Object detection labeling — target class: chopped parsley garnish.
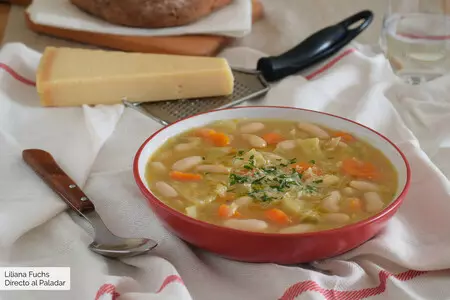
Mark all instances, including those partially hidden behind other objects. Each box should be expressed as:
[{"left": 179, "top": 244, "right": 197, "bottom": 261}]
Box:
[
  {"left": 229, "top": 173, "right": 249, "bottom": 185},
  {"left": 227, "top": 151, "right": 323, "bottom": 202},
  {"left": 305, "top": 185, "right": 317, "bottom": 193},
  {"left": 252, "top": 176, "right": 266, "bottom": 184},
  {"left": 263, "top": 166, "right": 277, "bottom": 173},
  {"left": 309, "top": 160, "right": 316, "bottom": 164},
  {"left": 243, "top": 154, "right": 256, "bottom": 170},
  {"left": 261, "top": 193, "right": 273, "bottom": 202},
  {"left": 228, "top": 150, "right": 322, "bottom": 203}
]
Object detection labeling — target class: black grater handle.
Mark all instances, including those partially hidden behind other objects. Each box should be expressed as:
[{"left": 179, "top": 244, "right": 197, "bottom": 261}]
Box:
[{"left": 256, "top": 10, "right": 373, "bottom": 82}]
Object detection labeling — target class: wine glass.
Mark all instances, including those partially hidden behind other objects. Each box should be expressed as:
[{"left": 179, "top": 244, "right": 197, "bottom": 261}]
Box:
[{"left": 380, "top": 0, "right": 450, "bottom": 84}]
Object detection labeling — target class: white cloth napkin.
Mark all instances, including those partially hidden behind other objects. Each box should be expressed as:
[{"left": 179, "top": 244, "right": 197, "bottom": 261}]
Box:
[
  {"left": 26, "top": 0, "right": 252, "bottom": 38},
  {"left": 1, "top": 41, "right": 450, "bottom": 300}
]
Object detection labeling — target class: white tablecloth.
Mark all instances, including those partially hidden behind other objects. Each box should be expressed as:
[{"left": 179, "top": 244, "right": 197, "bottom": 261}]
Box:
[{"left": 1, "top": 40, "right": 450, "bottom": 300}]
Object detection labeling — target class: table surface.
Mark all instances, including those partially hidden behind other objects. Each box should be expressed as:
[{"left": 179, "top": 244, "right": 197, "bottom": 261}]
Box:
[
  {"left": 0, "top": 4, "right": 10, "bottom": 43},
  {"left": 0, "top": 1, "right": 390, "bottom": 55}
]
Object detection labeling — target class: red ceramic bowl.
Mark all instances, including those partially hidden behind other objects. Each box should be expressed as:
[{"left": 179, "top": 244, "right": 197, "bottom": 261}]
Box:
[{"left": 133, "top": 106, "right": 411, "bottom": 264}]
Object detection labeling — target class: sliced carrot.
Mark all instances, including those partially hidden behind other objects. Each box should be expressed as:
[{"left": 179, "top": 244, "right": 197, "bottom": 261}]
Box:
[
  {"left": 334, "top": 131, "right": 355, "bottom": 142},
  {"left": 237, "top": 169, "right": 254, "bottom": 176},
  {"left": 195, "top": 128, "right": 216, "bottom": 138},
  {"left": 209, "top": 131, "right": 230, "bottom": 147},
  {"left": 262, "top": 132, "right": 285, "bottom": 145},
  {"left": 265, "top": 208, "right": 291, "bottom": 225},
  {"left": 314, "top": 168, "right": 323, "bottom": 176},
  {"left": 195, "top": 128, "right": 230, "bottom": 146},
  {"left": 341, "top": 158, "right": 379, "bottom": 180},
  {"left": 291, "top": 162, "right": 313, "bottom": 173},
  {"left": 347, "top": 197, "right": 363, "bottom": 212},
  {"left": 169, "top": 171, "right": 203, "bottom": 182},
  {"left": 291, "top": 162, "right": 323, "bottom": 178},
  {"left": 218, "top": 204, "right": 231, "bottom": 218}
]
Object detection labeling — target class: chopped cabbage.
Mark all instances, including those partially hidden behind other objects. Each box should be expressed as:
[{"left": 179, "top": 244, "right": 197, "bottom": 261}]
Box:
[
  {"left": 300, "top": 210, "right": 321, "bottom": 223},
  {"left": 297, "top": 138, "right": 325, "bottom": 159},
  {"left": 204, "top": 147, "right": 233, "bottom": 164},
  {"left": 243, "top": 149, "right": 266, "bottom": 167},
  {"left": 281, "top": 193, "right": 305, "bottom": 215},
  {"left": 171, "top": 181, "right": 227, "bottom": 205},
  {"left": 260, "top": 151, "right": 288, "bottom": 165},
  {"left": 186, "top": 206, "right": 197, "bottom": 218}
]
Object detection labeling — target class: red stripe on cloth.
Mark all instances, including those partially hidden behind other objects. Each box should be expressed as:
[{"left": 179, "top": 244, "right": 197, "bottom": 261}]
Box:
[
  {"left": 95, "top": 283, "right": 120, "bottom": 300},
  {"left": 279, "top": 269, "right": 427, "bottom": 300},
  {"left": 0, "top": 63, "right": 36, "bottom": 86},
  {"left": 94, "top": 275, "right": 184, "bottom": 300},
  {"left": 398, "top": 32, "right": 450, "bottom": 41},
  {"left": 156, "top": 274, "right": 185, "bottom": 293},
  {"left": 305, "top": 48, "right": 356, "bottom": 80}
]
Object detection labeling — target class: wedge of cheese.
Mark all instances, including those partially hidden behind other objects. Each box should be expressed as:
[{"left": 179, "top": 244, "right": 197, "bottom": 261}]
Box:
[{"left": 36, "top": 47, "right": 234, "bottom": 107}]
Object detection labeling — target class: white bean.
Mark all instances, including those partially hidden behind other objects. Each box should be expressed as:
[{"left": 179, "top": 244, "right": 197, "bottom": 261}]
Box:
[
  {"left": 196, "top": 164, "right": 230, "bottom": 174},
  {"left": 239, "top": 122, "right": 265, "bottom": 134},
  {"left": 223, "top": 219, "right": 268, "bottom": 232},
  {"left": 342, "top": 187, "right": 358, "bottom": 196},
  {"left": 297, "top": 122, "right": 330, "bottom": 139},
  {"left": 174, "top": 143, "right": 197, "bottom": 152},
  {"left": 279, "top": 223, "right": 316, "bottom": 234},
  {"left": 322, "top": 175, "right": 340, "bottom": 186},
  {"left": 349, "top": 180, "right": 380, "bottom": 192},
  {"left": 364, "top": 192, "right": 384, "bottom": 213},
  {"left": 276, "top": 140, "right": 296, "bottom": 151},
  {"left": 242, "top": 134, "right": 267, "bottom": 148},
  {"left": 155, "top": 181, "right": 178, "bottom": 198},
  {"left": 172, "top": 156, "right": 203, "bottom": 171},
  {"left": 322, "top": 213, "right": 350, "bottom": 224},
  {"left": 149, "top": 161, "right": 167, "bottom": 173},
  {"left": 338, "top": 142, "right": 348, "bottom": 148},
  {"left": 186, "top": 137, "right": 202, "bottom": 143},
  {"left": 235, "top": 196, "right": 253, "bottom": 206},
  {"left": 321, "top": 191, "right": 341, "bottom": 212}
]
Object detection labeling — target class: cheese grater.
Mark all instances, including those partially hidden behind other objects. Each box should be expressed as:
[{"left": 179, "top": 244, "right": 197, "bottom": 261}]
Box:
[
  {"left": 123, "top": 67, "right": 269, "bottom": 125},
  {"left": 124, "top": 10, "right": 373, "bottom": 125}
]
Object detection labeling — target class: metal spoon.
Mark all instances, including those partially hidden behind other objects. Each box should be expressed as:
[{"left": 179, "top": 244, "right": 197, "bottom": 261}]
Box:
[{"left": 22, "top": 149, "right": 157, "bottom": 258}]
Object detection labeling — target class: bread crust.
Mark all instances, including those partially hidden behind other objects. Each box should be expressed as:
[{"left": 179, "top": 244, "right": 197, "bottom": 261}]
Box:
[{"left": 70, "top": 0, "right": 233, "bottom": 28}]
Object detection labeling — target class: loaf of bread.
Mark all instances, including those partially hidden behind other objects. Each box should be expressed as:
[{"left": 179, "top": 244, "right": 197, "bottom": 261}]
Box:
[{"left": 70, "top": 0, "right": 233, "bottom": 28}]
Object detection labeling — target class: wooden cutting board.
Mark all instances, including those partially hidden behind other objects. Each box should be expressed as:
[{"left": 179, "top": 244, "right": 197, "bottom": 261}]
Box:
[{"left": 18, "top": 0, "right": 264, "bottom": 56}]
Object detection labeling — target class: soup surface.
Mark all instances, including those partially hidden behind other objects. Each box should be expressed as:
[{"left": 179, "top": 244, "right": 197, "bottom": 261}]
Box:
[{"left": 145, "top": 119, "right": 398, "bottom": 234}]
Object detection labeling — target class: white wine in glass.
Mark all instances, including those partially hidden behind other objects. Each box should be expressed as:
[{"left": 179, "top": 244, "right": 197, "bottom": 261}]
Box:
[{"left": 380, "top": 0, "right": 450, "bottom": 84}]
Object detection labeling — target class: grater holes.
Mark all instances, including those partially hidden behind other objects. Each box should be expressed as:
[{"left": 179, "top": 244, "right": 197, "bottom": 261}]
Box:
[
  {"left": 137, "top": 72, "right": 269, "bottom": 124},
  {"left": 157, "top": 80, "right": 254, "bottom": 120}
]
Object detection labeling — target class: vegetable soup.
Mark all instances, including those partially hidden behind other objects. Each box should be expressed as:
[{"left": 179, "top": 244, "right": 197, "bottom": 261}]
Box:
[{"left": 145, "top": 119, "right": 398, "bottom": 234}]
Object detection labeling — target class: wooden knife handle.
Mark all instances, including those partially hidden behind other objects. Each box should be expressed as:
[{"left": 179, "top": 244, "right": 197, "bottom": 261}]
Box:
[{"left": 22, "top": 149, "right": 95, "bottom": 213}]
